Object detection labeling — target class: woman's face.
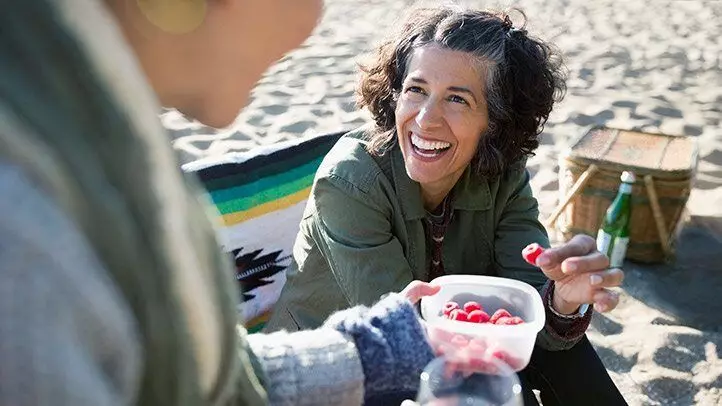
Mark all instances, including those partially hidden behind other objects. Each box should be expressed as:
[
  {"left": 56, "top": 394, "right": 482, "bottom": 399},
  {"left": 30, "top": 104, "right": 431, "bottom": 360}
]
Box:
[
  {"left": 395, "top": 45, "right": 489, "bottom": 197},
  {"left": 118, "top": 0, "right": 323, "bottom": 128}
]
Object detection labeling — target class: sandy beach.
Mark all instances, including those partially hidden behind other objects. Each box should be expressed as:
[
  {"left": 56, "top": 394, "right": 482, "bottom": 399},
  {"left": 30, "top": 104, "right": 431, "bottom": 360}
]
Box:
[{"left": 166, "top": 0, "right": 722, "bottom": 404}]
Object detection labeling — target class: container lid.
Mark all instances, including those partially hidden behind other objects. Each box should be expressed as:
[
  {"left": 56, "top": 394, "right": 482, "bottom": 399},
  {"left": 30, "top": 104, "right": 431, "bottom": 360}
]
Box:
[{"left": 565, "top": 127, "right": 698, "bottom": 178}]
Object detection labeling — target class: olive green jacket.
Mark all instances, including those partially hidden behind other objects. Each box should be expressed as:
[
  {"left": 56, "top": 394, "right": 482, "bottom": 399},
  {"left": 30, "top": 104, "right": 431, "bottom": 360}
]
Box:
[{"left": 268, "top": 128, "right": 580, "bottom": 351}]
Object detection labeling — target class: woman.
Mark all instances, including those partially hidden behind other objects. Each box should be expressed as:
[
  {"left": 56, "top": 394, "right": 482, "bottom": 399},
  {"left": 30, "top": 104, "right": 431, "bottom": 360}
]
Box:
[
  {"left": 0, "top": 1, "right": 448, "bottom": 405},
  {"left": 268, "top": 6, "right": 628, "bottom": 405}
]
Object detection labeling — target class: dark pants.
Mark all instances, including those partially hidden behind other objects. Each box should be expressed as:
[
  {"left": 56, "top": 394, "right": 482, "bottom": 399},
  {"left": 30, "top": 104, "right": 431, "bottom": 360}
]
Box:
[{"left": 518, "top": 335, "right": 628, "bottom": 406}]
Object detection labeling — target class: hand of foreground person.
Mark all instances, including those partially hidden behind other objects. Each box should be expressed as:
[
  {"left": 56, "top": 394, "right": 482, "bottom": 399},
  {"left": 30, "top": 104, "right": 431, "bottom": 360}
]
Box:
[{"left": 532, "top": 234, "right": 624, "bottom": 314}]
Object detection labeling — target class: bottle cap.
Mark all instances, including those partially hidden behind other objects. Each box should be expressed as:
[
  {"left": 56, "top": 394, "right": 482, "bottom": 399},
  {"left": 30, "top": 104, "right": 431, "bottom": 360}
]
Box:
[{"left": 621, "top": 171, "right": 636, "bottom": 184}]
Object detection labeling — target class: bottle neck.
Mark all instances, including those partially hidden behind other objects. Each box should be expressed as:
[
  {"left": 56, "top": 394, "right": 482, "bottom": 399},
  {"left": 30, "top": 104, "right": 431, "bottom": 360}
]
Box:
[{"left": 618, "top": 182, "right": 633, "bottom": 195}]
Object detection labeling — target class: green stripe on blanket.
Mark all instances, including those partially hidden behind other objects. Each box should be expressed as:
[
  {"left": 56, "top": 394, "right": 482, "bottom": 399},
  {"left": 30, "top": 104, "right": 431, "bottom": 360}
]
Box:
[
  {"left": 186, "top": 131, "right": 346, "bottom": 334},
  {"left": 209, "top": 156, "right": 322, "bottom": 206}
]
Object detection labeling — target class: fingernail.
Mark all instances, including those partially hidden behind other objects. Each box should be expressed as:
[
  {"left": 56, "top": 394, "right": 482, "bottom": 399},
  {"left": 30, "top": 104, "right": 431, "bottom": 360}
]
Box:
[
  {"left": 590, "top": 274, "right": 603, "bottom": 285},
  {"left": 565, "top": 262, "right": 577, "bottom": 273},
  {"left": 594, "top": 303, "right": 606, "bottom": 312},
  {"left": 537, "top": 256, "right": 551, "bottom": 267}
]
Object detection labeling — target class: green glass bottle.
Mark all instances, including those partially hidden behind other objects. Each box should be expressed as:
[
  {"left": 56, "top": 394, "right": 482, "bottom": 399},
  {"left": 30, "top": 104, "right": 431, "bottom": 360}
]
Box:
[{"left": 596, "top": 171, "right": 635, "bottom": 268}]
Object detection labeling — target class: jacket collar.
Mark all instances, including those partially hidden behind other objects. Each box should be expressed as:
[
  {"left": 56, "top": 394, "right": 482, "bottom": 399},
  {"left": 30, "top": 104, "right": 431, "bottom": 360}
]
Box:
[{"left": 390, "top": 145, "right": 491, "bottom": 221}]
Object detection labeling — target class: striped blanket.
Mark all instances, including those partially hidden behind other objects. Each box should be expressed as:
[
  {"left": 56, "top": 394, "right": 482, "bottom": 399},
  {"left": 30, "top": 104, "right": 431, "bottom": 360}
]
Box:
[{"left": 184, "top": 131, "right": 344, "bottom": 333}]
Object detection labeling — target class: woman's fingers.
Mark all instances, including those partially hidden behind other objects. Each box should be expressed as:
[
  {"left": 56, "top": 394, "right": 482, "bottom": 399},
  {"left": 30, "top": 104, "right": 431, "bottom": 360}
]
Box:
[
  {"left": 401, "top": 280, "right": 441, "bottom": 303},
  {"left": 588, "top": 268, "right": 625, "bottom": 288},
  {"left": 592, "top": 288, "right": 621, "bottom": 313},
  {"left": 561, "top": 251, "right": 610, "bottom": 275},
  {"left": 536, "top": 234, "right": 596, "bottom": 269}
]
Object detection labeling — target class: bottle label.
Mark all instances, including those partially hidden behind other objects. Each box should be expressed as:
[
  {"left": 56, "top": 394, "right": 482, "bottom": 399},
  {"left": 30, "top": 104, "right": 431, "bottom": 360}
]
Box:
[
  {"left": 609, "top": 237, "right": 629, "bottom": 268},
  {"left": 597, "top": 230, "right": 628, "bottom": 268},
  {"left": 597, "top": 230, "right": 612, "bottom": 256}
]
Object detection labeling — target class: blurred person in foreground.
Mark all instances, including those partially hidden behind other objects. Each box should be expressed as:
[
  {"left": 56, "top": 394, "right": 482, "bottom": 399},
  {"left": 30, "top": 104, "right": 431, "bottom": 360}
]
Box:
[
  {"left": 0, "top": 1, "right": 451, "bottom": 405},
  {"left": 268, "top": 6, "right": 627, "bottom": 405}
]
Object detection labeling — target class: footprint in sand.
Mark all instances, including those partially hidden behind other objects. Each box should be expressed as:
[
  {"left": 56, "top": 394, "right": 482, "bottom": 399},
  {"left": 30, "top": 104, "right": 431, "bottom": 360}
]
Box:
[
  {"left": 652, "top": 333, "right": 716, "bottom": 373},
  {"left": 612, "top": 100, "right": 638, "bottom": 110},
  {"left": 683, "top": 124, "right": 704, "bottom": 137},
  {"left": 260, "top": 104, "right": 289, "bottom": 116},
  {"left": 591, "top": 313, "right": 624, "bottom": 336},
  {"left": 702, "top": 150, "right": 722, "bottom": 166},
  {"left": 593, "top": 345, "right": 639, "bottom": 374},
  {"left": 651, "top": 106, "right": 684, "bottom": 119},
  {"left": 278, "top": 121, "right": 316, "bottom": 135},
  {"left": 571, "top": 109, "right": 614, "bottom": 126},
  {"left": 642, "top": 377, "right": 696, "bottom": 405}
]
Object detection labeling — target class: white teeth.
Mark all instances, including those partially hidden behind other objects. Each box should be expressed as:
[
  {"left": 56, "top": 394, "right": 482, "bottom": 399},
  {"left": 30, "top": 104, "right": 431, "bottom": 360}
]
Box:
[{"left": 410, "top": 133, "right": 451, "bottom": 150}]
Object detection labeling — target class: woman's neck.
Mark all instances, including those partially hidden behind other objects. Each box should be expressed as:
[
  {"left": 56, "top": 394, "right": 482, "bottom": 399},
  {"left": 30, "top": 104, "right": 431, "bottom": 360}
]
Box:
[
  {"left": 421, "top": 183, "right": 453, "bottom": 212},
  {"left": 420, "top": 169, "right": 466, "bottom": 212}
]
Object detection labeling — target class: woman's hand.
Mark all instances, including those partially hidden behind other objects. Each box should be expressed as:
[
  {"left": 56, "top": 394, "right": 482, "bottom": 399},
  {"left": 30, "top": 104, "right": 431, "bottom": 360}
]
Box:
[
  {"left": 531, "top": 234, "right": 624, "bottom": 314},
  {"left": 401, "top": 280, "right": 441, "bottom": 304}
]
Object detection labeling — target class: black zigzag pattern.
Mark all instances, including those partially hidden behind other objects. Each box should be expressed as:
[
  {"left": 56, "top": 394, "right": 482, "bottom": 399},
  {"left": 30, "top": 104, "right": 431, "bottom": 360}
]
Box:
[{"left": 231, "top": 248, "right": 289, "bottom": 302}]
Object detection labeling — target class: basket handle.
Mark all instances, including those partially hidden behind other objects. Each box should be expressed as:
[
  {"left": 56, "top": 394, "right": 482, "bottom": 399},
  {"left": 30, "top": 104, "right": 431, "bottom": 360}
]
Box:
[
  {"left": 544, "top": 164, "right": 599, "bottom": 230},
  {"left": 644, "top": 175, "right": 673, "bottom": 259}
]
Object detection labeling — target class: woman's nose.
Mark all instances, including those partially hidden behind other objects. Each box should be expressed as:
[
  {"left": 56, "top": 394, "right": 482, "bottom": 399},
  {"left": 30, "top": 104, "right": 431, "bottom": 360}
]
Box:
[{"left": 415, "top": 100, "right": 443, "bottom": 130}]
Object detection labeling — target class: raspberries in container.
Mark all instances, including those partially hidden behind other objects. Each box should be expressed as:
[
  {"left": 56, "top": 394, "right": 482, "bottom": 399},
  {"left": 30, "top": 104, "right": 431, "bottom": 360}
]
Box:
[{"left": 441, "top": 301, "right": 525, "bottom": 325}]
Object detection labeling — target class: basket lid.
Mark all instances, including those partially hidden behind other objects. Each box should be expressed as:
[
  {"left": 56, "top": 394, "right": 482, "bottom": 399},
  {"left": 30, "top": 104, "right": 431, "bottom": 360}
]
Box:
[{"left": 565, "top": 127, "right": 698, "bottom": 177}]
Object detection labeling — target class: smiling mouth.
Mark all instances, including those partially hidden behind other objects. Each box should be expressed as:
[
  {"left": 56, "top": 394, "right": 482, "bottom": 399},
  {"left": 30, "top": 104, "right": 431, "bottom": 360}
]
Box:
[{"left": 410, "top": 132, "right": 451, "bottom": 158}]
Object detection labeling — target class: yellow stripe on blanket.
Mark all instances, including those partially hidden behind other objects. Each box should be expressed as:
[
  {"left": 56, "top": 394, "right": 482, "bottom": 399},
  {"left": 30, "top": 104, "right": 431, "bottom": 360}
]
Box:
[
  {"left": 221, "top": 186, "right": 312, "bottom": 226},
  {"left": 246, "top": 310, "right": 273, "bottom": 334}
]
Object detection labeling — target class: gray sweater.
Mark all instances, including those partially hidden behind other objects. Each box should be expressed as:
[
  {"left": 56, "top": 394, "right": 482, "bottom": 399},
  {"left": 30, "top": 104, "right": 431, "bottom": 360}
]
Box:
[
  {"left": 0, "top": 161, "right": 435, "bottom": 405},
  {"left": 0, "top": 1, "right": 437, "bottom": 404}
]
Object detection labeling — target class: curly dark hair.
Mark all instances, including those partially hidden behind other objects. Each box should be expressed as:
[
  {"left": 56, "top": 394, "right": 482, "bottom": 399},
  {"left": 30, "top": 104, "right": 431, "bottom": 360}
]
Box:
[{"left": 357, "top": 6, "right": 567, "bottom": 178}]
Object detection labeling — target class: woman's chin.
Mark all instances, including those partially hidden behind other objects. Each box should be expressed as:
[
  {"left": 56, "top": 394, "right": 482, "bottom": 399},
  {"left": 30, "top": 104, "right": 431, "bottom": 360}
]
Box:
[
  {"left": 406, "top": 168, "right": 441, "bottom": 186},
  {"left": 178, "top": 102, "right": 242, "bottom": 129}
]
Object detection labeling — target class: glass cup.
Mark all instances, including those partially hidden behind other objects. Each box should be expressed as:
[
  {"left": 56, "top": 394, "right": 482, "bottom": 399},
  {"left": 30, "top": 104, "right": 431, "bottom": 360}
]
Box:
[{"left": 416, "top": 356, "right": 524, "bottom": 406}]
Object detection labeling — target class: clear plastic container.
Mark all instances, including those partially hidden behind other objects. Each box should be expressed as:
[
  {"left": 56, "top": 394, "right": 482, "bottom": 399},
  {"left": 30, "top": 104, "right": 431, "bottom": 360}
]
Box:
[{"left": 419, "top": 275, "right": 546, "bottom": 372}]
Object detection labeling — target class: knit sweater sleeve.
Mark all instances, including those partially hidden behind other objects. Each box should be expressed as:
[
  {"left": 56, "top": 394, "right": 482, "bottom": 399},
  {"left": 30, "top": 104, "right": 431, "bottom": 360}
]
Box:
[
  {"left": 247, "top": 294, "right": 435, "bottom": 406},
  {"left": 0, "top": 163, "right": 142, "bottom": 406}
]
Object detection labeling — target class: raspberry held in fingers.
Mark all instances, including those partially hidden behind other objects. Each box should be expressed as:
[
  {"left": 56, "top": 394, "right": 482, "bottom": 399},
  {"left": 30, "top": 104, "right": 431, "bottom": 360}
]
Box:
[{"left": 522, "top": 243, "right": 545, "bottom": 266}]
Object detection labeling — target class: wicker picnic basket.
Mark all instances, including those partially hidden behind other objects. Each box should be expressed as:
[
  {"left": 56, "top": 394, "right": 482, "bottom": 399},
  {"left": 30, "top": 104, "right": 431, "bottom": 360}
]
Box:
[{"left": 545, "top": 126, "right": 698, "bottom": 263}]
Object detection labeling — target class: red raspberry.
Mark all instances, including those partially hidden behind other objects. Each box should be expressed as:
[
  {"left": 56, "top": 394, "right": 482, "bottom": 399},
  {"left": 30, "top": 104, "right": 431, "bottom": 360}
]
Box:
[
  {"left": 442, "top": 301, "right": 460, "bottom": 317},
  {"left": 467, "top": 309, "right": 491, "bottom": 324},
  {"left": 490, "top": 308, "right": 512, "bottom": 324},
  {"left": 449, "top": 309, "right": 469, "bottom": 322},
  {"left": 522, "top": 243, "right": 545, "bottom": 266},
  {"left": 468, "top": 338, "right": 487, "bottom": 353},
  {"left": 509, "top": 316, "right": 525, "bottom": 325},
  {"left": 450, "top": 334, "right": 469, "bottom": 347},
  {"left": 495, "top": 316, "right": 524, "bottom": 325},
  {"left": 494, "top": 316, "right": 510, "bottom": 325},
  {"left": 490, "top": 350, "right": 510, "bottom": 364},
  {"left": 463, "top": 301, "right": 483, "bottom": 313},
  {"left": 490, "top": 350, "right": 524, "bottom": 370}
]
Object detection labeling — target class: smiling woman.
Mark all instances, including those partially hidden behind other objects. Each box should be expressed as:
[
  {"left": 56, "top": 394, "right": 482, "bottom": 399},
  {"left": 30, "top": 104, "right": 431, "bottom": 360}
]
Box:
[
  {"left": 268, "top": 6, "right": 628, "bottom": 406},
  {"left": 394, "top": 46, "right": 490, "bottom": 210}
]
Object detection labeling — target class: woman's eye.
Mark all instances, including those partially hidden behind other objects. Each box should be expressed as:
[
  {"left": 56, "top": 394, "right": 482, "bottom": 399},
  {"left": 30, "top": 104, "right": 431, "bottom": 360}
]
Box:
[
  {"left": 448, "top": 95, "right": 469, "bottom": 105},
  {"left": 405, "top": 86, "right": 424, "bottom": 94}
]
